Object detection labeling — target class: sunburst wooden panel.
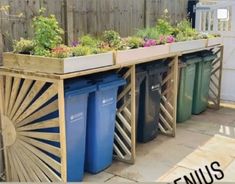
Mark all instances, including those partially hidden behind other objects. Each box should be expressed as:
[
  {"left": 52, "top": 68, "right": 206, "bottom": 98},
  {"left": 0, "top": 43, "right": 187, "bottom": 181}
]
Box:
[
  {"left": 0, "top": 76, "right": 62, "bottom": 182},
  {"left": 159, "top": 57, "right": 178, "bottom": 137},
  {"left": 114, "top": 66, "right": 136, "bottom": 164},
  {"left": 208, "top": 45, "right": 223, "bottom": 109}
]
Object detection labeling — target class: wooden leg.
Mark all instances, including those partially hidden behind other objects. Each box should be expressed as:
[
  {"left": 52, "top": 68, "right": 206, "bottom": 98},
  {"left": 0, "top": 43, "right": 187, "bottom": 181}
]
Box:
[
  {"left": 0, "top": 75, "right": 9, "bottom": 181},
  {"left": 58, "top": 80, "right": 67, "bottom": 182}
]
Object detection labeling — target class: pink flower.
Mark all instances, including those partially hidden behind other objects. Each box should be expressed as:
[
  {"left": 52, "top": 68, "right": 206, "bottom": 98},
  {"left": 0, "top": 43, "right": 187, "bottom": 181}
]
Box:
[
  {"left": 166, "top": 35, "right": 175, "bottom": 43},
  {"left": 144, "top": 39, "right": 157, "bottom": 47}
]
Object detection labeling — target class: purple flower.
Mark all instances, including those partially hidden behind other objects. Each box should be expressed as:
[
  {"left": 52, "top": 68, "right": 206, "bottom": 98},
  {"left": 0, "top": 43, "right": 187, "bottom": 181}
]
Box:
[
  {"left": 166, "top": 35, "right": 175, "bottom": 43},
  {"left": 143, "top": 39, "right": 157, "bottom": 47},
  {"left": 72, "top": 41, "right": 79, "bottom": 47}
]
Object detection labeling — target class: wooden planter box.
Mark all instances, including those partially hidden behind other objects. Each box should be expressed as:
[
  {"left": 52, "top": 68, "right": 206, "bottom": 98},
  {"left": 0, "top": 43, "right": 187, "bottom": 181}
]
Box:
[
  {"left": 3, "top": 52, "right": 114, "bottom": 74},
  {"left": 170, "top": 39, "right": 207, "bottom": 53},
  {"left": 115, "top": 45, "right": 170, "bottom": 64},
  {"left": 207, "top": 37, "right": 222, "bottom": 47}
]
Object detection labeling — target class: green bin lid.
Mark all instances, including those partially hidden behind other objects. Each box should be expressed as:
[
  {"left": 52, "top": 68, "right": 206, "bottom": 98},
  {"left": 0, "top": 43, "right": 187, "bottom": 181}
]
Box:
[
  {"left": 200, "top": 51, "right": 217, "bottom": 62},
  {"left": 181, "top": 54, "right": 202, "bottom": 65}
]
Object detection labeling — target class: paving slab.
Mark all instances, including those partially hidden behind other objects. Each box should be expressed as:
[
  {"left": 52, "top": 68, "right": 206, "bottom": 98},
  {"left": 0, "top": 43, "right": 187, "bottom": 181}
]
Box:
[
  {"left": 105, "top": 176, "right": 136, "bottom": 183},
  {"left": 83, "top": 172, "right": 114, "bottom": 182}
]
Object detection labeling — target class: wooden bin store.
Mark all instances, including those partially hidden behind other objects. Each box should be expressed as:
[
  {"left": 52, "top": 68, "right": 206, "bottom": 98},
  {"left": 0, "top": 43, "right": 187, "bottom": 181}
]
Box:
[{"left": 0, "top": 42, "right": 223, "bottom": 182}]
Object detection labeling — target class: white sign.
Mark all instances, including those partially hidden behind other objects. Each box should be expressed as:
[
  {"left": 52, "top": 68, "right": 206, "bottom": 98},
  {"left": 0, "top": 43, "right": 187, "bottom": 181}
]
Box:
[{"left": 217, "top": 9, "right": 229, "bottom": 21}]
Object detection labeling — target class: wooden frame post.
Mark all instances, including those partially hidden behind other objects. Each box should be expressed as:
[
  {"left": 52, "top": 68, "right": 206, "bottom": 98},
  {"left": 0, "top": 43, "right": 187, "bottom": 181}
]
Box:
[
  {"left": 58, "top": 80, "right": 67, "bottom": 181},
  {"left": 0, "top": 76, "right": 9, "bottom": 181}
]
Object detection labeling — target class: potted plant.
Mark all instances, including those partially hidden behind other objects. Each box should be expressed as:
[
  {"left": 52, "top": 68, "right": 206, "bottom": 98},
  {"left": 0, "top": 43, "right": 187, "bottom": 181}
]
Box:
[
  {"left": 169, "top": 20, "right": 207, "bottom": 52},
  {"left": 3, "top": 10, "right": 114, "bottom": 74},
  {"left": 115, "top": 36, "right": 170, "bottom": 64},
  {"left": 115, "top": 17, "right": 175, "bottom": 64}
]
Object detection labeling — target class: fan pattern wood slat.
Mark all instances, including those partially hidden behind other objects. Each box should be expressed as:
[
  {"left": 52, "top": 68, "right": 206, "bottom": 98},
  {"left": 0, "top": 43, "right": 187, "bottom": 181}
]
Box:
[{"left": 0, "top": 76, "right": 62, "bottom": 182}]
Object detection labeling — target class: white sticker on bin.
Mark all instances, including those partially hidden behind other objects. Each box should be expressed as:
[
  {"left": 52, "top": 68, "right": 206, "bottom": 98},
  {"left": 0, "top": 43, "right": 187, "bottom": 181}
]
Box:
[{"left": 70, "top": 112, "right": 84, "bottom": 122}]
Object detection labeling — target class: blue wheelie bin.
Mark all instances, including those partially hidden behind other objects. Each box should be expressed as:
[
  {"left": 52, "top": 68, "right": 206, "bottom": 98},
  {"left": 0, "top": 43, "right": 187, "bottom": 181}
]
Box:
[
  {"left": 35, "top": 79, "right": 96, "bottom": 182},
  {"left": 85, "top": 73, "right": 126, "bottom": 174},
  {"left": 64, "top": 79, "right": 96, "bottom": 181}
]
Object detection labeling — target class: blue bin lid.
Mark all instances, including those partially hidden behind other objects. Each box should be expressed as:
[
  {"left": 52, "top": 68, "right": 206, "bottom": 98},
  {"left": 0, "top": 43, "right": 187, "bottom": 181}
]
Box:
[
  {"left": 64, "top": 78, "right": 96, "bottom": 96},
  {"left": 89, "top": 73, "right": 126, "bottom": 91}
]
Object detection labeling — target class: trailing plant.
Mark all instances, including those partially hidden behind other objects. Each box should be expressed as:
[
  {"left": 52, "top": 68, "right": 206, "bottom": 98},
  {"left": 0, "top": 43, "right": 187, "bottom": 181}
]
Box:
[
  {"left": 125, "top": 37, "right": 144, "bottom": 49},
  {"left": 13, "top": 38, "right": 35, "bottom": 54},
  {"left": 50, "top": 45, "right": 71, "bottom": 58},
  {"left": 33, "top": 8, "right": 64, "bottom": 55}
]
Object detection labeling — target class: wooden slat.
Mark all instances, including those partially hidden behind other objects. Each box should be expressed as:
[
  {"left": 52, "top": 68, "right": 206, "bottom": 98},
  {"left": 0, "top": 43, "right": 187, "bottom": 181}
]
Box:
[
  {"left": 117, "top": 84, "right": 131, "bottom": 102},
  {"left": 12, "top": 81, "right": 45, "bottom": 122},
  {"left": 18, "top": 135, "right": 61, "bottom": 158},
  {"left": 160, "top": 95, "right": 174, "bottom": 112},
  {"left": 116, "top": 112, "right": 131, "bottom": 133},
  {"left": 16, "top": 100, "right": 58, "bottom": 128},
  {"left": 158, "top": 123, "right": 167, "bottom": 134},
  {"left": 7, "top": 77, "right": 21, "bottom": 116},
  {"left": 117, "top": 98, "right": 131, "bottom": 113},
  {"left": 18, "top": 140, "right": 61, "bottom": 174},
  {"left": 18, "top": 132, "right": 60, "bottom": 142},
  {"left": 114, "top": 133, "right": 131, "bottom": 157},
  {"left": 123, "top": 107, "right": 131, "bottom": 120},
  {"left": 160, "top": 103, "right": 174, "bottom": 123},
  {"left": 15, "top": 146, "right": 41, "bottom": 182},
  {"left": 115, "top": 121, "right": 131, "bottom": 147},
  {"left": 17, "top": 118, "right": 59, "bottom": 131},
  {"left": 209, "top": 86, "right": 218, "bottom": 98},
  {"left": 15, "top": 84, "right": 58, "bottom": 124},
  {"left": 9, "top": 79, "right": 33, "bottom": 120},
  {"left": 17, "top": 140, "right": 60, "bottom": 182},
  {"left": 113, "top": 144, "right": 125, "bottom": 159},
  {"left": 159, "top": 114, "right": 173, "bottom": 131},
  {"left": 9, "top": 147, "right": 26, "bottom": 181},
  {"left": 162, "top": 73, "right": 173, "bottom": 86},
  {"left": 211, "top": 66, "right": 220, "bottom": 75},
  {"left": 4, "top": 76, "right": 12, "bottom": 115},
  {"left": 210, "top": 78, "right": 219, "bottom": 89},
  {"left": 122, "top": 68, "right": 132, "bottom": 79},
  {"left": 12, "top": 144, "right": 38, "bottom": 182},
  {"left": 7, "top": 148, "right": 19, "bottom": 181}
]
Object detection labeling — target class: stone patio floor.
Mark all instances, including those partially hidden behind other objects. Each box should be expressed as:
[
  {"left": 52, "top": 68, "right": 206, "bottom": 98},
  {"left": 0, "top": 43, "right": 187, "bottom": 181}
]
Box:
[{"left": 83, "top": 106, "right": 235, "bottom": 183}]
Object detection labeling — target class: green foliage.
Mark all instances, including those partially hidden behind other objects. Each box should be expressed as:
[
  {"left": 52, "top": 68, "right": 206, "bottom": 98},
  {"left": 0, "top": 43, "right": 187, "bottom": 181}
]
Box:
[
  {"left": 13, "top": 38, "right": 35, "bottom": 54},
  {"left": 102, "top": 30, "right": 124, "bottom": 49},
  {"left": 125, "top": 37, "right": 143, "bottom": 49},
  {"left": 33, "top": 9, "right": 64, "bottom": 55},
  {"left": 34, "top": 46, "right": 51, "bottom": 57},
  {"left": 50, "top": 45, "right": 71, "bottom": 58},
  {"left": 156, "top": 19, "right": 174, "bottom": 36},
  {"left": 175, "top": 19, "right": 199, "bottom": 41},
  {"left": 136, "top": 27, "right": 160, "bottom": 39},
  {"left": 72, "top": 46, "right": 92, "bottom": 56},
  {"left": 79, "top": 35, "right": 100, "bottom": 47}
]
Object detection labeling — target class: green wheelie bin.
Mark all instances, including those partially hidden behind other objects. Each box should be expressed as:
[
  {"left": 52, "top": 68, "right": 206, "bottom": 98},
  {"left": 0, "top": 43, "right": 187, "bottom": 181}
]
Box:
[
  {"left": 177, "top": 54, "right": 202, "bottom": 123},
  {"left": 192, "top": 51, "right": 217, "bottom": 114}
]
